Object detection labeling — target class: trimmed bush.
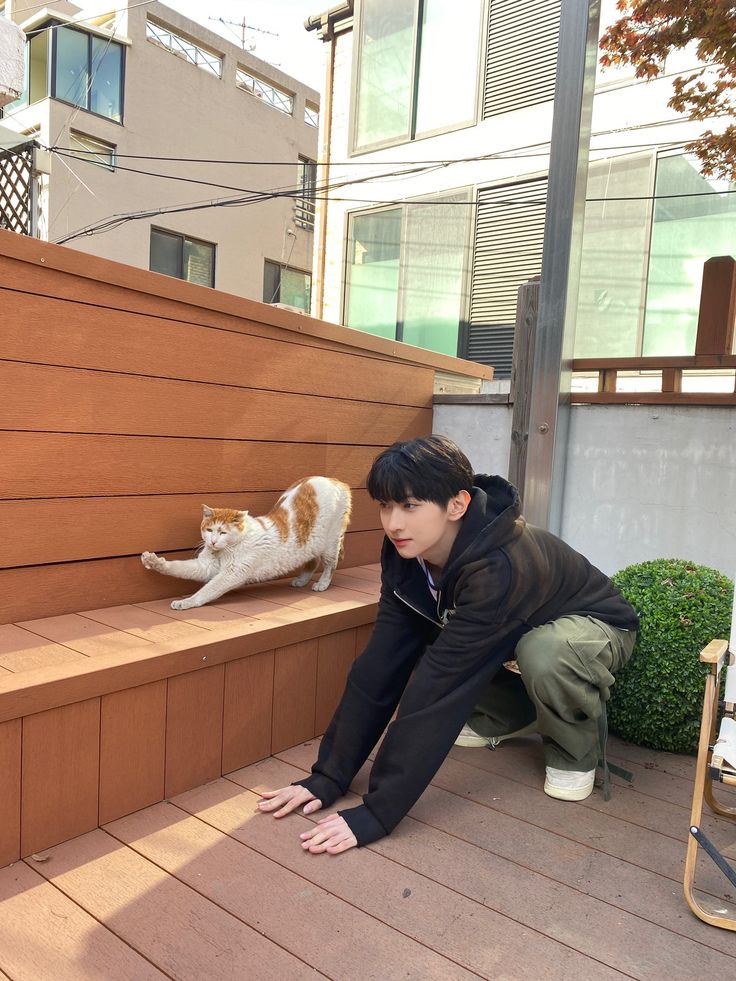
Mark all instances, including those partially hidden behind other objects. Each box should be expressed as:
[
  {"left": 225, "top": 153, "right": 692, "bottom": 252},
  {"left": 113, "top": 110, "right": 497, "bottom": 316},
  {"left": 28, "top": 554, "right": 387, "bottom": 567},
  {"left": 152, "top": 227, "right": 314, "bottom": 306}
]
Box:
[{"left": 609, "top": 558, "right": 733, "bottom": 754}]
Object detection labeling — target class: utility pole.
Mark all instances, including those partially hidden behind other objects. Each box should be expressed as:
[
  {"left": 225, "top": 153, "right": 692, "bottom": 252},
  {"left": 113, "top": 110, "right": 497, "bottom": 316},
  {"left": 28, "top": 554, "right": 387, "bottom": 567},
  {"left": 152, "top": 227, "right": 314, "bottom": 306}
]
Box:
[{"left": 522, "top": 0, "right": 602, "bottom": 533}]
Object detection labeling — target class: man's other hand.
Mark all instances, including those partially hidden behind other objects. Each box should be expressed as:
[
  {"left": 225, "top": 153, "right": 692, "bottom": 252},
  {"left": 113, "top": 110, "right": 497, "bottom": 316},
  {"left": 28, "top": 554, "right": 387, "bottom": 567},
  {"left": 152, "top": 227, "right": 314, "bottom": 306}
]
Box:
[{"left": 256, "top": 785, "right": 322, "bottom": 818}]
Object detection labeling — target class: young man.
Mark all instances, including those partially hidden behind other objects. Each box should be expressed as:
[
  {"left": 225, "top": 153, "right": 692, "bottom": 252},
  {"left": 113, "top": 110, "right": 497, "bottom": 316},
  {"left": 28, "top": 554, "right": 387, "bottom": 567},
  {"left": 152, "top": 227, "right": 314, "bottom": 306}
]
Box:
[{"left": 258, "top": 435, "right": 639, "bottom": 855}]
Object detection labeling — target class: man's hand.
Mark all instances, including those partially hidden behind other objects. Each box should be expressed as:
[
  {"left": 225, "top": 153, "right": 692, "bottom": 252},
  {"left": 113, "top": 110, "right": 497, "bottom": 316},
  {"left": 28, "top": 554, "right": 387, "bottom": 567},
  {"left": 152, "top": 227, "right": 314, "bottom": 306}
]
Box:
[
  {"left": 300, "top": 813, "right": 357, "bottom": 855},
  {"left": 257, "top": 785, "right": 322, "bottom": 818}
]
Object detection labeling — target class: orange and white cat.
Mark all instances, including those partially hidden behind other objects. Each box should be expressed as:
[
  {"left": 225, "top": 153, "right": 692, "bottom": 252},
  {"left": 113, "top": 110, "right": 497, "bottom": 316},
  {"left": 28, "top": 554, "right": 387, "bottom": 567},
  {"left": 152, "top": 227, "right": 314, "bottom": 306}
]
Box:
[{"left": 141, "top": 476, "right": 352, "bottom": 610}]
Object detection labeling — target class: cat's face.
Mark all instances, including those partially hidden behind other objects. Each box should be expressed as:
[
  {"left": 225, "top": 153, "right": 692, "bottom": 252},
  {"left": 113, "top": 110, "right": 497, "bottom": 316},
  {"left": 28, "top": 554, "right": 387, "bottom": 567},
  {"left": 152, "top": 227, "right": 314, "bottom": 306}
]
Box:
[{"left": 201, "top": 506, "right": 247, "bottom": 551}]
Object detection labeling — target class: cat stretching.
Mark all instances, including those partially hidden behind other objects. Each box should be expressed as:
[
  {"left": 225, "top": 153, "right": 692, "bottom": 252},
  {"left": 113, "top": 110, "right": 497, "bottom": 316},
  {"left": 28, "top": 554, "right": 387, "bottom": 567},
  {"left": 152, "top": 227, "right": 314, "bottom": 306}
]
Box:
[{"left": 141, "top": 476, "right": 352, "bottom": 610}]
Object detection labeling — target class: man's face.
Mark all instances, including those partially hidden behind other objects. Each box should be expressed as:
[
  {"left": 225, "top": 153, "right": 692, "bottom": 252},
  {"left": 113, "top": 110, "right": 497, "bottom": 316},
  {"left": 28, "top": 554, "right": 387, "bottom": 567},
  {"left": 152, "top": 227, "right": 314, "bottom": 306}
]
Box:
[{"left": 378, "top": 497, "right": 463, "bottom": 567}]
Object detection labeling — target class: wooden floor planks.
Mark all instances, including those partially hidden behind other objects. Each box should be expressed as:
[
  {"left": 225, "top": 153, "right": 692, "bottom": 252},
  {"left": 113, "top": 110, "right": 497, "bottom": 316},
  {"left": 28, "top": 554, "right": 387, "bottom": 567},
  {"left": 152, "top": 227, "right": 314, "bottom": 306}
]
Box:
[{"left": 0, "top": 733, "right": 734, "bottom": 979}]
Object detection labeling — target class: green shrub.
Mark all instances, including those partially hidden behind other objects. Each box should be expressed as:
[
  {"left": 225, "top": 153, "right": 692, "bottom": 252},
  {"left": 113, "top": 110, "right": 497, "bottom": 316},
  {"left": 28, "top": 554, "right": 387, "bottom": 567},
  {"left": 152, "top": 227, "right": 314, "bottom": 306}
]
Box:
[{"left": 609, "top": 558, "right": 733, "bottom": 754}]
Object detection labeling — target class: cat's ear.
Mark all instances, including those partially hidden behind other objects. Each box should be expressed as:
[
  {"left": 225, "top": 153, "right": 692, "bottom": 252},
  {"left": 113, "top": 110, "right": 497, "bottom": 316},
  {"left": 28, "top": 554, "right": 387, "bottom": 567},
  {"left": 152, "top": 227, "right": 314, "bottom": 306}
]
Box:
[
  {"left": 240, "top": 510, "right": 249, "bottom": 518},
  {"left": 202, "top": 505, "right": 214, "bottom": 518}
]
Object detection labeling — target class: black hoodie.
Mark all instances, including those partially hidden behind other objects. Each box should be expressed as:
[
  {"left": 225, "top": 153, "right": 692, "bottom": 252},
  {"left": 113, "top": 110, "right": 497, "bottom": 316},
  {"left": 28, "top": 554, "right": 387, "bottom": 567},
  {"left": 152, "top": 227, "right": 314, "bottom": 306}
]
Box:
[{"left": 295, "top": 475, "right": 639, "bottom": 845}]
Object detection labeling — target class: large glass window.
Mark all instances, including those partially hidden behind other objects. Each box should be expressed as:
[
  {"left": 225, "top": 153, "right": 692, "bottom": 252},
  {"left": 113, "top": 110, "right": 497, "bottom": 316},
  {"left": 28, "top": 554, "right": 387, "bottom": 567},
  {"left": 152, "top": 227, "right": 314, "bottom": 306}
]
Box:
[
  {"left": 353, "top": 0, "right": 483, "bottom": 152},
  {"left": 263, "top": 260, "right": 312, "bottom": 311},
  {"left": 345, "top": 190, "right": 472, "bottom": 355},
  {"left": 9, "top": 23, "right": 124, "bottom": 120},
  {"left": 54, "top": 27, "right": 123, "bottom": 121},
  {"left": 574, "top": 153, "right": 655, "bottom": 358},
  {"left": 642, "top": 154, "right": 736, "bottom": 355},
  {"left": 150, "top": 229, "right": 216, "bottom": 288},
  {"left": 574, "top": 150, "right": 736, "bottom": 358}
]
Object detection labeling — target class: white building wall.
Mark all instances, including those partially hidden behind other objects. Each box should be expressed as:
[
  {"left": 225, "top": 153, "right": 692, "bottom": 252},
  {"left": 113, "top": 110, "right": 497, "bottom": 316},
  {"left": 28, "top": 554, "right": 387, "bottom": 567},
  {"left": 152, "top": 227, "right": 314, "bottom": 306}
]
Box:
[{"left": 312, "top": 0, "right": 724, "bottom": 332}]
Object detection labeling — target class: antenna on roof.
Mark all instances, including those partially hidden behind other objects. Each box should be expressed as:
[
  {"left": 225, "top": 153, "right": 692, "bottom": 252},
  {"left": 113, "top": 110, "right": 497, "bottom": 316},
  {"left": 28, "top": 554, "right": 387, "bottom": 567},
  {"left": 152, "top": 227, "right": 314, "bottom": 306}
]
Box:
[{"left": 209, "top": 16, "right": 279, "bottom": 53}]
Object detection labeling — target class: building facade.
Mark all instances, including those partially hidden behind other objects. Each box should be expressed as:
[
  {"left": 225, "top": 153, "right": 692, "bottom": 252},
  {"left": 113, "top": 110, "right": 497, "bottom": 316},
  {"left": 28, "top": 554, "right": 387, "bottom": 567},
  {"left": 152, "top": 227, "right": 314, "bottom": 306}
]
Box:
[
  {"left": 306, "top": 0, "right": 736, "bottom": 377},
  {"left": 1, "top": 0, "right": 320, "bottom": 307}
]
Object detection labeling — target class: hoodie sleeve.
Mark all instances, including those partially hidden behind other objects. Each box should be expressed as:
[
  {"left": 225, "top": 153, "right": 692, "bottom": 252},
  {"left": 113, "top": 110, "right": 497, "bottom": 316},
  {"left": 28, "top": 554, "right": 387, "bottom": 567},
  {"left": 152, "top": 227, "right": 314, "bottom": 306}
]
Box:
[
  {"left": 336, "top": 568, "right": 526, "bottom": 845},
  {"left": 292, "top": 580, "right": 433, "bottom": 811}
]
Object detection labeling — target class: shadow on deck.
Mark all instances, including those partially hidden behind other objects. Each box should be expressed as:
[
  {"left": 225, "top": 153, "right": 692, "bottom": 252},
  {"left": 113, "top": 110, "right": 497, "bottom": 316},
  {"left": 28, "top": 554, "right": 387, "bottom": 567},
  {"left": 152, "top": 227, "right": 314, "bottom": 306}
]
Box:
[{"left": 1, "top": 733, "right": 735, "bottom": 979}]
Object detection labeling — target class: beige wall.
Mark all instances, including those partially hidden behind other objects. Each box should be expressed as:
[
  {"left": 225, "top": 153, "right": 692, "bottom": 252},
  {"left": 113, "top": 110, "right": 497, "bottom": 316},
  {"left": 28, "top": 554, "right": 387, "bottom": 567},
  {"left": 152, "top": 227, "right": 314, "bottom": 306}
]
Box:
[{"left": 7, "top": 2, "right": 320, "bottom": 302}]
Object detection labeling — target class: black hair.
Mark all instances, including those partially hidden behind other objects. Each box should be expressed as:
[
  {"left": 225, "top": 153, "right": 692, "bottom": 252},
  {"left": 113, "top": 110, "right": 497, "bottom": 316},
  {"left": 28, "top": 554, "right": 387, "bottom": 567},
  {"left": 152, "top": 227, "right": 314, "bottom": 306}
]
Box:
[{"left": 366, "top": 435, "right": 474, "bottom": 506}]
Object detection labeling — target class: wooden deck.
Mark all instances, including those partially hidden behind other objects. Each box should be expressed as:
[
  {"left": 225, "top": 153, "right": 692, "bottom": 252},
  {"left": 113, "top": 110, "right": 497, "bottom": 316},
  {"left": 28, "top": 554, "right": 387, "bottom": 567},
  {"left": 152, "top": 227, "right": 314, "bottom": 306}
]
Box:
[{"left": 1, "top": 732, "right": 734, "bottom": 979}]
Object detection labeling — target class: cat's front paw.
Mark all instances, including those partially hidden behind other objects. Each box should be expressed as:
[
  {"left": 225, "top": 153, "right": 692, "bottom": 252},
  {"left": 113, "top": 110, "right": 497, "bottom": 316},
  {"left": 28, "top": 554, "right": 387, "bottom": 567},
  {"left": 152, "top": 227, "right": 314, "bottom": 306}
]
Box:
[
  {"left": 142, "top": 551, "right": 166, "bottom": 572},
  {"left": 312, "top": 579, "right": 331, "bottom": 592},
  {"left": 171, "top": 597, "right": 196, "bottom": 611}
]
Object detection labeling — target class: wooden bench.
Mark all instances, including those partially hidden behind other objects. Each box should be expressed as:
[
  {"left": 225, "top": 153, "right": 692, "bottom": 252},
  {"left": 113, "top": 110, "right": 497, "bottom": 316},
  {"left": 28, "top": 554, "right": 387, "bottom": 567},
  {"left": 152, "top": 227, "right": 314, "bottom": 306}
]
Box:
[
  {"left": 684, "top": 636, "right": 736, "bottom": 930},
  {"left": 0, "top": 568, "right": 380, "bottom": 870}
]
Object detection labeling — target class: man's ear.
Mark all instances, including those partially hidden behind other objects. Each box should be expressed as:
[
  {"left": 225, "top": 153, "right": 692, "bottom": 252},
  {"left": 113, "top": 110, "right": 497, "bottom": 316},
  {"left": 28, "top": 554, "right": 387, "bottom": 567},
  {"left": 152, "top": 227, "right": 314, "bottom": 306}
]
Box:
[{"left": 448, "top": 489, "right": 471, "bottom": 521}]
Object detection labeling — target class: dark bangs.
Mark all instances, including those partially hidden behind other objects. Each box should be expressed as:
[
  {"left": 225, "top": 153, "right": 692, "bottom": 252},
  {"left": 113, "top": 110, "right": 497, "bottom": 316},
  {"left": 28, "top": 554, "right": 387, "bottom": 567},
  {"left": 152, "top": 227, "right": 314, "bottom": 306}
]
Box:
[{"left": 366, "top": 435, "right": 474, "bottom": 506}]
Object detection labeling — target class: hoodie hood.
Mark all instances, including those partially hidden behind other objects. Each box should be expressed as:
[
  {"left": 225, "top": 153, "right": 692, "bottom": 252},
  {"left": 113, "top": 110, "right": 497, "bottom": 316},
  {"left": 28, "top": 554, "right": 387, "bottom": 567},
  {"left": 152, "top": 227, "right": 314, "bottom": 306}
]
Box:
[{"left": 442, "top": 475, "right": 525, "bottom": 582}]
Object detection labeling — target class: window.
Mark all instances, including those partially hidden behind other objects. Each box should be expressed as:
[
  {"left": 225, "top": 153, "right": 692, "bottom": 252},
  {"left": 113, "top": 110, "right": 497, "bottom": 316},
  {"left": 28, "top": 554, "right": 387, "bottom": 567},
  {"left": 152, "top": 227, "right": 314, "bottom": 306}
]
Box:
[
  {"left": 295, "top": 156, "right": 316, "bottom": 231},
  {"left": 353, "top": 0, "right": 484, "bottom": 152},
  {"left": 236, "top": 68, "right": 293, "bottom": 114},
  {"left": 146, "top": 19, "right": 222, "bottom": 77},
  {"left": 55, "top": 26, "right": 123, "bottom": 120},
  {"left": 345, "top": 190, "right": 473, "bottom": 356},
  {"left": 263, "top": 260, "right": 311, "bottom": 312},
  {"left": 150, "top": 229, "right": 216, "bottom": 288},
  {"left": 7, "top": 22, "right": 124, "bottom": 121},
  {"left": 69, "top": 131, "right": 116, "bottom": 169},
  {"left": 304, "top": 103, "right": 319, "bottom": 128},
  {"left": 642, "top": 153, "right": 736, "bottom": 356}
]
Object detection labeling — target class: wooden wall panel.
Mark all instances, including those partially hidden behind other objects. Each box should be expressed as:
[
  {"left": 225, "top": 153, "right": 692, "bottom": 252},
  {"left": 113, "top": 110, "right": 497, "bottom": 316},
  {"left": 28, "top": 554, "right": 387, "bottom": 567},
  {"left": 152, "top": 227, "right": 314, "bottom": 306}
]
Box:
[
  {"left": 0, "top": 719, "right": 21, "bottom": 867},
  {"left": 21, "top": 699, "right": 100, "bottom": 856},
  {"left": 271, "top": 640, "right": 319, "bottom": 754},
  {"left": 0, "top": 531, "right": 384, "bottom": 624},
  {"left": 0, "top": 362, "right": 431, "bottom": 445},
  {"left": 99, "top": 681, "right": 167, "bottom": 825},
  {"left": 0, "top": 231, "right": 448, "bottom": 626},
  {"left": 0, "top": 289, "right": 433, "bottom": 408},
  {"left": 0, "top": 434, "right": 380, "bottom": 499},
  {"left": 165, "top": 666, "right": 225, "bottom": 798},
  {"left": 0, "top": 491, "right": 379, "bottom": 569},
  {"left": 315, "top": 629, "right": 357, "bottom": 734},
  {"left": 222, "top": 651, "right": 274, "bottom": 774}
]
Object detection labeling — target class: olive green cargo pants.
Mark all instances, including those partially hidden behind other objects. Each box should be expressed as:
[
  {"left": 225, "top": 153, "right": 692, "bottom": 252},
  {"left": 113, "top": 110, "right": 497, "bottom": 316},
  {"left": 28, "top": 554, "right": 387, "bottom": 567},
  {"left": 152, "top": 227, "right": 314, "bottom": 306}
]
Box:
[{"left": 468, "top": 615, "right": 636, "bottom": 772}]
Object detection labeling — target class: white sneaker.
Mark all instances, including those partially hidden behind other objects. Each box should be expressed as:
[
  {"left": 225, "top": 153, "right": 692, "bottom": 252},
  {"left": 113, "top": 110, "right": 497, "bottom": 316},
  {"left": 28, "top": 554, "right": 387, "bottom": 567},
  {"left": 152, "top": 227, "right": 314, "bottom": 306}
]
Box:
[
  {"left": 454, "top": 723, "right": 490, "bottom": 747},
  {"left": 544, "top": 766, "right": 595, "bottom": 801},
  {"left": 455, "top": 720, "right": 538, "bottom": 749}
]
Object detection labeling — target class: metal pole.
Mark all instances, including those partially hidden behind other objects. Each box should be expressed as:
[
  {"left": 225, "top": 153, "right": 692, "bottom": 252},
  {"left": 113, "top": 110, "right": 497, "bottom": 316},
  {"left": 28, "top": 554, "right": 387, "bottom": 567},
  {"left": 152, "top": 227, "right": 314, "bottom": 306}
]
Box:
[{"left": 522, "top": 0, "right": 601, "bottom": 532}]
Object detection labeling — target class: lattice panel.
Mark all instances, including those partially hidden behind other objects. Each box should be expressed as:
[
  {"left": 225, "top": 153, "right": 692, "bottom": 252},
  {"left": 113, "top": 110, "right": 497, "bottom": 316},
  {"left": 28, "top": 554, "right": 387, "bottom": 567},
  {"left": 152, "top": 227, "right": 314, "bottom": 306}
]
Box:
[{"left": 0, "top": 146, "right": 32, "bottom": 235}]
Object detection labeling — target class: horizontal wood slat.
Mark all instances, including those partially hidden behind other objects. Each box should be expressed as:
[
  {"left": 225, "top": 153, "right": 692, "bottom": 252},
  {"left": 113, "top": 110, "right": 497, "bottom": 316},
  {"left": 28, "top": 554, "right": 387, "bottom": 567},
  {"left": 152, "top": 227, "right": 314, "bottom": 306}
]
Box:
[
  {"left": 0, "top": 362, "right": 431, "bottom": 445},
  {"left": 0, "top": 490, "right": 380, "bottom": 569},
  {"left": 0, "top": 288, "right": 433, "bottom": 408},
  {"left": 0, "top": 530, "right": 383, "bottom": 623},
  {"left": 573, "top": 392, "right": 736, "bottom": 405},
  {"left": 0, "top": 240, "right": 491, "bottom": 379},
  {"left": 0, "top": 434, "right": 381, "bottom": 500}
]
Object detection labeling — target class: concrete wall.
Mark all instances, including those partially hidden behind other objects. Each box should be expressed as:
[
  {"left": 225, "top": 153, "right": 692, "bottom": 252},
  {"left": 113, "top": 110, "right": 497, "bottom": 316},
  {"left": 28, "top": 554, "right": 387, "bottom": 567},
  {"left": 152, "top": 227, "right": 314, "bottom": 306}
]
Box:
[
  {"left": 432, "top": 400, "right": 736, "bottom": 580},
  {"left": 4, "top": 2, "right": 320, "bottom": 302}
]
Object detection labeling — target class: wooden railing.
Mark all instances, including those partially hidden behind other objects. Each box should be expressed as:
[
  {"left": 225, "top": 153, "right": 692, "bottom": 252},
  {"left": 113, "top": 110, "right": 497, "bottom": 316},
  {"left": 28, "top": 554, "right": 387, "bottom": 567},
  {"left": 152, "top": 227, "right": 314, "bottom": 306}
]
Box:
[{"left": 572, "top": 256, "right": 736, "bottom": 405}]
